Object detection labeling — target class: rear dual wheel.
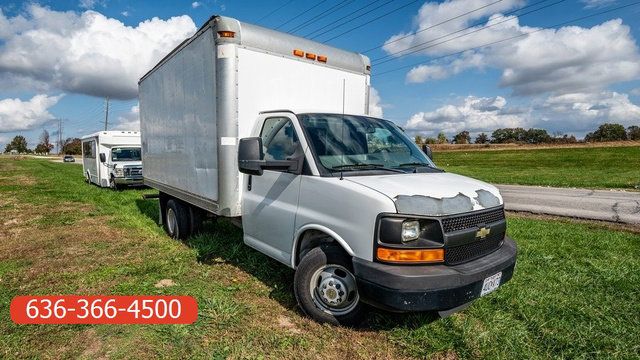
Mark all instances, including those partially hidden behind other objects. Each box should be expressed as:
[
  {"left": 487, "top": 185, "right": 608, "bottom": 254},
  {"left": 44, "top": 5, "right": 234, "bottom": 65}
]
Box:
[{"left": 163, "top": 198, "right": 204, "bottom": 240}]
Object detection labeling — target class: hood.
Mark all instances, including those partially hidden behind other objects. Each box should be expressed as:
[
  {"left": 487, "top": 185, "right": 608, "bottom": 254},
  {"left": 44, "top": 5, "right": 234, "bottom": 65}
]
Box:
[{"left": 345, "top": 172, "right": 502, "bottom": 216}]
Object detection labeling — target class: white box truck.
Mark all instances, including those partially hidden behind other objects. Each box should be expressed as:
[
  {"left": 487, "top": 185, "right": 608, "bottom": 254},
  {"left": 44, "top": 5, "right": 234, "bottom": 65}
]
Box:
[
  {"left": 81, "top": 131, "right": 143, "bottom": 189},
  {"left": 139, "top": 16, "right": 516, "bottom": 325}
]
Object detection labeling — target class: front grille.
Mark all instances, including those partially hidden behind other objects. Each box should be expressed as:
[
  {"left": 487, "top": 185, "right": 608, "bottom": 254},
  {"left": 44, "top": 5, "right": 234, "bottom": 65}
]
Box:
[
  {"left": 445, "top": 234, "right": 502, "bottom": 265},
  {"left": 124, "top": 167, "right": 143, "bottom": 177},
  {"left": 441, "top": 208, "right": 505, "bottom": 233}
]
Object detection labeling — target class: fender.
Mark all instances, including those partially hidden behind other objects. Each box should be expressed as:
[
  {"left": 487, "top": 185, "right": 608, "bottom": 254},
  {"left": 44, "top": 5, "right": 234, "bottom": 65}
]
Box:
[{"left": 291, "top": 224, "right": 355, "bottom": 268}]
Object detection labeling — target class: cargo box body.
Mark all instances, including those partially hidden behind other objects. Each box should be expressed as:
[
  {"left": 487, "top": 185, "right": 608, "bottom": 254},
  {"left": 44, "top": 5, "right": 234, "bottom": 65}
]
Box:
[{"left": 139, "top": 16, "right": 371, "bottom": 217}]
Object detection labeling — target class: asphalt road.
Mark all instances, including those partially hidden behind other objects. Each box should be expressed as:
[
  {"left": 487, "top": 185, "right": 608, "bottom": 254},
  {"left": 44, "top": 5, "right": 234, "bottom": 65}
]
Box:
[{"left": 498, "top": 185, "right": 640, "bottom": 225}]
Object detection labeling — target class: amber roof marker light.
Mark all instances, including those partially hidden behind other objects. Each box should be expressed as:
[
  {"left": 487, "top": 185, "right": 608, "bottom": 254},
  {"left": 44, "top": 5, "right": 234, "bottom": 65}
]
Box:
[
  {"left": 217, "top": 31, "right": 235, "bottom": 38},
  {"left": 293, "top": 49, "right": 304, "bottom": 57}
]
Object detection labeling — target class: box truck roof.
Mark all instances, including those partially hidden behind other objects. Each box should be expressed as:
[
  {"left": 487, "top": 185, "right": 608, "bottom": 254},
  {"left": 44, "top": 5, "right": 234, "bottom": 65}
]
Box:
[{"left": 139, "top": 15, "right": 371, "bottom": 83}]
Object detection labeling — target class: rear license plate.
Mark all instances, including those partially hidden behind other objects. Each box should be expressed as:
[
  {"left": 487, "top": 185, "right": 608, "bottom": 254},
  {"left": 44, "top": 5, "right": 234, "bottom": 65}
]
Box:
[{"left": 480, "top": 272, "right": 502, "bottom": 296}]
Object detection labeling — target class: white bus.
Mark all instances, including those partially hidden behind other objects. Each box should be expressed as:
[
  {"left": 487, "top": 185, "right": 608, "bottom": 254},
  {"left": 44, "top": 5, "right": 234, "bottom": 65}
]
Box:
[{"left": 81, "top": 131, "right": 143, "bottom": 189}]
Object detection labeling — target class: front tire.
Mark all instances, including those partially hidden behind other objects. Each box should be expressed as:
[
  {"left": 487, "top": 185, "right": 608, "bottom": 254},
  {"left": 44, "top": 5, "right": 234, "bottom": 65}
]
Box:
[
  {"left": 109, "top": 176, "right": 120, "bottom": 190},
  {"left": 164, "top": 199, "right": 190, "bottom": 240},
  {"left": 294, "top": 245, "right": 366, "bottom": 326}
]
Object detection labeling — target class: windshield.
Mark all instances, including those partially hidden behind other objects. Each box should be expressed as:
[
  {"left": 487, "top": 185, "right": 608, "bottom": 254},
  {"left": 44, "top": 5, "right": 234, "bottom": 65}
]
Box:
[
  {"left": 111, "top": 147, "right": 141, "bottom": 162},
  {"left": 299, "top": 114, "right": 436, "bottom": 173}
]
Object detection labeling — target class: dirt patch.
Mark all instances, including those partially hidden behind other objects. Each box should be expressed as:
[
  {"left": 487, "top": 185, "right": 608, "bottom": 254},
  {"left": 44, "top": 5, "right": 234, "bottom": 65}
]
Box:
[
  {"left": 155, "top": 278, "right": 177, "bottom": 288},
  {"left": 430, "top": 140, "right": 640, "bottom": 152},
  {"left": 78, "top": 329, "right": 106, "bottom": 360}
]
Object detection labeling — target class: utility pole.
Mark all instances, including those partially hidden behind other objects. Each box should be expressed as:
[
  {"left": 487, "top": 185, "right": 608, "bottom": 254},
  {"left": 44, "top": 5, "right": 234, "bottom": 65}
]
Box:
[
  {"left": 104, "top": 97, "right": 110, "bottom": 131},
  {"left": 57, "top": 119, "right": 64, "bottom": 154}
]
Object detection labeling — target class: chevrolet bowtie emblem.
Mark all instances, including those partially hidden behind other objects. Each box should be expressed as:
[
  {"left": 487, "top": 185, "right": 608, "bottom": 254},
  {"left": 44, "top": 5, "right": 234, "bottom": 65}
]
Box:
[{"left": 476, "top": 227, "right": 491, "bottom": 239}]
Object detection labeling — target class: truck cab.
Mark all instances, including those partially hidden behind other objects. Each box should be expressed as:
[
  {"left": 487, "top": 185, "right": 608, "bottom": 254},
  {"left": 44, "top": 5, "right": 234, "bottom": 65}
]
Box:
[{"left": 234, "top": 111, "right": 516, "bottom": 324}]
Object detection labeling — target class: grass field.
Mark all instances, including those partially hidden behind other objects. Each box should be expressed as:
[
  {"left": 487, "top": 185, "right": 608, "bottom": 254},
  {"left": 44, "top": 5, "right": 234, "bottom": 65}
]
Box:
[
  {"left": 433, "top": 145, "right": 640, "bottom": 189},
  {"left": 1, "top": 157, "right": 639, "bottom": 359}
]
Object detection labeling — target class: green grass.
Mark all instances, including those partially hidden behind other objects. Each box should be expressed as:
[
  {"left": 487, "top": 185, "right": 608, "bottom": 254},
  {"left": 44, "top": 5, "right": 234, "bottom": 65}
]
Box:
[
  {"left": 433, "top": 145, "right": 640, "bottom": 189},
  {"left": 0, "top": 157, "right": 639, "bottom": 359}
]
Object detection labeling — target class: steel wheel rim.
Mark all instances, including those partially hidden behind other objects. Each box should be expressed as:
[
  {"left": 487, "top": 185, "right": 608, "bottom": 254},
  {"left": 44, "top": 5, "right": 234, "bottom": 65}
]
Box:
[
  {"left": 309, "top": 264, "right": 359, "bottom": 316},
  {"left": 166, "top": 208, "right": 177, "bottom": 237}
]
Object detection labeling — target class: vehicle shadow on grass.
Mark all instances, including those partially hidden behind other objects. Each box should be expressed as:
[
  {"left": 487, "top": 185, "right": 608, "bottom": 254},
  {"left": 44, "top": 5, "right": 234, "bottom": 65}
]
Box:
[{"left": 135, "top": 199, "right": 439, "bottom": 330}]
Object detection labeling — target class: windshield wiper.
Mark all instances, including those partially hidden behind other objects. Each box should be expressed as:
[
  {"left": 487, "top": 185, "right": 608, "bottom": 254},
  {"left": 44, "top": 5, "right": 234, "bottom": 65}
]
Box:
[
  {"left": 397, "top": 162, "right": 432, "bottom": 168},
  {"left": 331, "top": 163, "right": 405, "bottom": 173}
]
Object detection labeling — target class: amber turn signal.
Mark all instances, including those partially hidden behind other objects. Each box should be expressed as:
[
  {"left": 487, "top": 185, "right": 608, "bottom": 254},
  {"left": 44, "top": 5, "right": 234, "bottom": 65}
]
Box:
[
  {"left": 217, "top": 31, "right": 235, "bottom": 38},
  {"left": 376, "top": 247, "right": 444, "bottom": 264}
]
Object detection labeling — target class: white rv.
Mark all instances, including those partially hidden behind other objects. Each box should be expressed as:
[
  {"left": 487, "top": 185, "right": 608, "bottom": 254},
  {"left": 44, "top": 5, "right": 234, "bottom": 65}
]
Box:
[
  {"left": 81, "top": 131, "right": 143, "bottom": 189},
  {"left": 139, "top": 16, "right": 516, "bottom": 325}
]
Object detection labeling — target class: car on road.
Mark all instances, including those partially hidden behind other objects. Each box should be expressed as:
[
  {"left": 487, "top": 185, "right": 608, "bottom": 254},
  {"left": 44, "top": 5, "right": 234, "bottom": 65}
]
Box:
[{"left": 63, "top": 155, "right": 75, "bottom": 163}]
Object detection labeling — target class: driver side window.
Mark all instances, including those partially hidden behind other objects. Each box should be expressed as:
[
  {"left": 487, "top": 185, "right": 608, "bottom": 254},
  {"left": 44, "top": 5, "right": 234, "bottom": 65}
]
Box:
[{"left": 260, "top": 117, "right": 300, "bottom": 161}]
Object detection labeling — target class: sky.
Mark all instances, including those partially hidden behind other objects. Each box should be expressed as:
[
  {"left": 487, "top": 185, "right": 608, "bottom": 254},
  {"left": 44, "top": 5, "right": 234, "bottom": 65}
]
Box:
[{"left": 1, "top": 0, "right": 639, "bottom": 150}]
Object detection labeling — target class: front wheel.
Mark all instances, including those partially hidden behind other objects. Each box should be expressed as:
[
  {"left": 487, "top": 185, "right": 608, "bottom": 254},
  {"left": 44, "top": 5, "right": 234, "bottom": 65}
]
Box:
[
  {"left": 109, "top": 176, "right": 120, "bottom": 190},
  {"left": 294, "top": 245, "right": 366, "bottom": 326}
]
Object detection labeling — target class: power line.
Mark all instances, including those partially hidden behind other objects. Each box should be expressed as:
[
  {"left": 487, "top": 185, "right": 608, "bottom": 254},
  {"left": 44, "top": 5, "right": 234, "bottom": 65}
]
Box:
[
  {"left": 320, "top": 0, "right": 423, "bottom": 43},
  {"left": 274, "top": 0, "right": 330, "bottom": 30},
  {"left": 375, "top": 1, "right": 640, "bottom": 76},
  {"left": 304, "top": 0, "right": 393, "bottom": 37},
  {"left": 288, "top": 0, "right": 354, "bottom": 34},
  {"left": 255, "top": 0, "right": 296, "bottom": 24},
  {"left": 362, "top": 0, "right": 505, "bottom": 54},
  {"left": 372, "top": 0, "right": 566, "bottom": 65},
  {"left": 306, "top": 0, "right": 392, "bottom": 39}
]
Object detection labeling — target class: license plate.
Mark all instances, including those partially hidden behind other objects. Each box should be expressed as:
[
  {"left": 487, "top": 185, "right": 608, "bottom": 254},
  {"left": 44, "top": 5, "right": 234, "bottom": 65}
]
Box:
[{"left": 480, "top": 272, "right": 502, "bottom": 296}]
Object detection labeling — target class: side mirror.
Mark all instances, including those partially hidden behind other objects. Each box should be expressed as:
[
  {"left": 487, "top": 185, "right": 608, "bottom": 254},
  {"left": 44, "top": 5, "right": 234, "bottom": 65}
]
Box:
[
  {"left": 421, "top": 144, "right": 433, "bottom": 160},
  {"left": 99, "top": 153, "right": 106, "bottom": 163},
  {"left": 238, "top": 137, "right": 301, "bottom": 176},
  {"left": 238, "top": 137, "right": 264, "bottom": 176}
]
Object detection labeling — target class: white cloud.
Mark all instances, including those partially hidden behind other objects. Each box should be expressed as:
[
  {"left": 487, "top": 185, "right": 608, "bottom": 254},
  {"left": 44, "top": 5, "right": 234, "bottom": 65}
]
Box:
[
  {"left": 630, "top": 88, "right": 640, "bottom": 96},
  {"left": 112, "top": 105, "right": 140, "bottom": 131},
  {"left": 0, "top": 94, "right": 64, "bottom": 133},
  {"left": 541, "top": 91, "right": 640, "bottom": 129},
  {"left": 192, "top": 2, "right": 201, "bottom": 8},
  {"left": 581, "top": 0, "right": 617, "bottom": 9},
  {"left": 405, "top": 95, "right": 527, "bottom": 135},
  {"left": 383, "top": 0, "right": 640, "bottom": 97},
  {"left": 368, "top": 87, "right": 384, "bottom": 118},
  {"left": 121, "top": 11, "right": 129, "bottom": 17},
  {"left": 79, "top": 0, "right": 105, "bottom": 10},
  {"left": 0, "top": 5, "right": 197, "bottom": 100}
]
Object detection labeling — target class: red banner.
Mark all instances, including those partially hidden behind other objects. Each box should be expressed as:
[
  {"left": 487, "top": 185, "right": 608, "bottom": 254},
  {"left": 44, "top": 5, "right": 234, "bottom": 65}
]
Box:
[{"left": 10, "top": 296, "right": 198, "bottom": 324}]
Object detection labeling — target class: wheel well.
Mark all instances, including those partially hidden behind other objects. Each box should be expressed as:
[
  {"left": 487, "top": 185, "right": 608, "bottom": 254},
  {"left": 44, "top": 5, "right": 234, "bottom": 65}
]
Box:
[{"left": 295, "top": 229, "right": 349, "bottom": 267}]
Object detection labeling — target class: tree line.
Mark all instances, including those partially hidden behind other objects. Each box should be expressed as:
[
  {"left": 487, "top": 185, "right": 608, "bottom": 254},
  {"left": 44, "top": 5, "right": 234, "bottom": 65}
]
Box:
[
  {"left": 3, "top": 130, "right": 82, "bottom": 155},
  {"left": 414, "top": 123, "right": 640, "bottom": 145}
]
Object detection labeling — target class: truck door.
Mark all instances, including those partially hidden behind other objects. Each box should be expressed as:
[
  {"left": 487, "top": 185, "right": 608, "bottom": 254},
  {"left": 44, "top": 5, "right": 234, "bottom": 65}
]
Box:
[{"left": 241, "top": 115, "right": 303, "bottom": 265}]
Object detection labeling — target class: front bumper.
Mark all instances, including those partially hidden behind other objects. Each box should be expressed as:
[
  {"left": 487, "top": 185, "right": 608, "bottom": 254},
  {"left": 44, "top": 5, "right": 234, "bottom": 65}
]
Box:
[
  {"left": 353, "top": 236, "right": 517, "bottom": 312},
  {"left": 113, "top": 176, "right": 144, "bottom": 185}
]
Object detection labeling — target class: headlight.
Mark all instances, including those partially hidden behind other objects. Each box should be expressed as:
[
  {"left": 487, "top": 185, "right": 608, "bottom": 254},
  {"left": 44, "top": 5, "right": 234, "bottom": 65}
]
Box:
[
  {"left": 115, "top": 168, "right": 124, "bottom": 176},
  {"left": 401, "top": 220, "right": 420, "bottom": 242}
]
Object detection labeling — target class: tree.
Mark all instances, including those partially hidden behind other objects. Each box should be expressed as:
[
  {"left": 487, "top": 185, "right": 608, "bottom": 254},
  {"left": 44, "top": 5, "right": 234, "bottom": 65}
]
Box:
[
  {"left": 4, "top": 135, "right": 29, "bottom": 153},
  {"left": 524, "top": 128, "right": 551, "bottom": 144},
  {"left": 35, "top": 129, "right": 55, "bottom": 155},
  {"left": 585, "top": 123, "right": 627, "bottom": 142},
  {"left": 453, "top": 130, "right": 471, "bottom": 144},
  {"left": 475, "top": 133, "right": 489, "bottom": 144},
  {"left": 436, "top": 132, "right": 449, "bottom": 144},
  {"left": 414, "top": 135, "right": 423, "bottom": 145},
  {"left": 491, "top": 128, "right": 526, "bottom": 143},
  {"left": 424, "top": 137, "right": 437, "bottom": 144},
  {"left": 628, "top": 125, "right": 640, "bottom": 141},
  {"left": 62, "top": 138, "right": 82, "bottom": 155}
]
